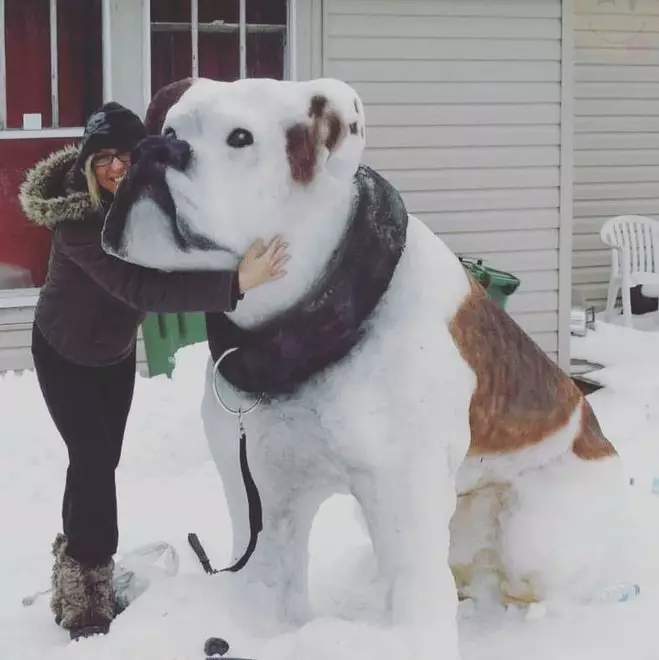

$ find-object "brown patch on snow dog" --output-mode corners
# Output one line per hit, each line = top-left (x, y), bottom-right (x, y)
(572, 401), (616, 460)
(286, 94), (346, 185)
(449, 278), (616, 460)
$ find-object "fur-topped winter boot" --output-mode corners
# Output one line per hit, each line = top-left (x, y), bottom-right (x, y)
(50, 534), (117, 640)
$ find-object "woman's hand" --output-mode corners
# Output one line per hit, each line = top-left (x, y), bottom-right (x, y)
(238, 236), (290, 293)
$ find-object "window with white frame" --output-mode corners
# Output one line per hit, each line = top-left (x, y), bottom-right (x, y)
(0, 0), (103, 293)
(150, 0), (289, 95)
(0, 0), (103, 134)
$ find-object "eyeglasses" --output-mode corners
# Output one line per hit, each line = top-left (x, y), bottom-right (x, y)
(94, 152), (131, 168)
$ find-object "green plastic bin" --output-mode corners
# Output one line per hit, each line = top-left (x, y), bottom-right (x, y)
(458, 257), (521, 310)
(141, 312), (208, 378)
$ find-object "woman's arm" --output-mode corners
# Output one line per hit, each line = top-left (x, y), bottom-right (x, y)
(55, 221), (244, 313)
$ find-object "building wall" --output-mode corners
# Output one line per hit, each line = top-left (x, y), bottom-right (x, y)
(573, 0), (659, 309)
(322, 0), (571, 363)
(0, 293), (40, 373)
(106, 0), (149, 116)
(1, 0), (577, 372)
(0, 294), (149, 375)
(0, 0), (313, 375)
(0, 0), (147, 375)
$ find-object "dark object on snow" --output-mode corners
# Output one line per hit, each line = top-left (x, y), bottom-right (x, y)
(204, 637), (230, 656)
(572, 376), (603, 396)
(203, 635), (255, 660)
(188, 533), (218, 575)
(70, 623), (111, 641)
(630, 285), (659, 315)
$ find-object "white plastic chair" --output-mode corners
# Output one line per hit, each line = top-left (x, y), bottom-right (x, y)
(600, 215), (659, 327)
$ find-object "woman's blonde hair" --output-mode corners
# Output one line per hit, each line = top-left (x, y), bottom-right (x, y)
(84, 154), (103, 208)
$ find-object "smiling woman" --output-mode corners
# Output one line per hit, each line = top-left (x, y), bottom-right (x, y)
(16, 97), (289, 640)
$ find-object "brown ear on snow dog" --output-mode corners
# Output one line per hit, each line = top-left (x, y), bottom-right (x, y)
(144, 78), (196, 136)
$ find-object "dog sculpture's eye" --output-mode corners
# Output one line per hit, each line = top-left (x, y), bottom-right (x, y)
(227, 128), (254, 149)
(164, 127), (177, 140)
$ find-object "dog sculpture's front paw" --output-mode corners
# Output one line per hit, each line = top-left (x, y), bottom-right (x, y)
(260, 618), (409, 660)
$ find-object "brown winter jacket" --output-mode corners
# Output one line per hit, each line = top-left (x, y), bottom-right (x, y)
(19, 145), (240, 366)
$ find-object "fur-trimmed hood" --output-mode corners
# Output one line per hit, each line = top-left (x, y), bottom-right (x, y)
(19, 145), (97, 229)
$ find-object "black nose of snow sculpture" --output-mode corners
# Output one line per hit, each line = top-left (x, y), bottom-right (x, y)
(131, 134), (192, 172)
(102, 134), (193, 255)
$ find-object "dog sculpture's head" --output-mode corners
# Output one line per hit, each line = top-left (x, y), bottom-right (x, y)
(102, 77), (366, 272)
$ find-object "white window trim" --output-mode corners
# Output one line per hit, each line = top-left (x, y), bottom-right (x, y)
(0, 128), (83, 140)
(0, 0), (6, 130)
(102, 0), (112, 102)
(0, 288), (40, 309)
(558, 0), (575, 370)
(239, 0), (247, 79)
(191, 0), (199, 78)
(50, 0), (59, 127)
(150, 22), (287, 33)
(0, 0), (89, 136)
(142, 0), (151, 109)
(286, 0), (297, 81)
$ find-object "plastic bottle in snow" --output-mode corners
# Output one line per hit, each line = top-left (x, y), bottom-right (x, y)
(113, 541), (179, 610)
(593, 583), (640, 604)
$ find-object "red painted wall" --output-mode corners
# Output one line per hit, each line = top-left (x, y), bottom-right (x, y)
(0, 139), (71, 286)
(0, 138), (77, 288)
(0, 0), (102, 289)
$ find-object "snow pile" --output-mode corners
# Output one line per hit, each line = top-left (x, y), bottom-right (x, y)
(572, 320), (659, 491)
(1, 328), (659, 659)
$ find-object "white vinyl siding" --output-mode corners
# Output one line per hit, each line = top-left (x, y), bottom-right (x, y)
(0, 298), (148, 375)
(324, 0), (565, 360)
(574, 0), (659, 309)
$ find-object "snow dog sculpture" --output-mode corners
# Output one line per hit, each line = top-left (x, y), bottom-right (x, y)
(102, 77), (629, 660)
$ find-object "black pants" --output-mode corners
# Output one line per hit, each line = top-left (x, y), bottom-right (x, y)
(31, 324), (136, 567)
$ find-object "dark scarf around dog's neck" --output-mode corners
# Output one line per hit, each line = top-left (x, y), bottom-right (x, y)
(206, 164), (409, 398)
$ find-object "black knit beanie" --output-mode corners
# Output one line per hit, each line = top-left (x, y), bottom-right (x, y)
(72, 102), (146, 188)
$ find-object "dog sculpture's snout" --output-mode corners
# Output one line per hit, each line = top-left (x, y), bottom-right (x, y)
(131, 135), (192, 171)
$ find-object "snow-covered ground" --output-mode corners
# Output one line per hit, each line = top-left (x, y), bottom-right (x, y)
(2, 318), (659, 660)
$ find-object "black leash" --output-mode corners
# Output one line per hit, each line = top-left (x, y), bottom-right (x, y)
(220, 416), (263, 573)
(187, 532), (217, 575)
(187, 413), (263, 576)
